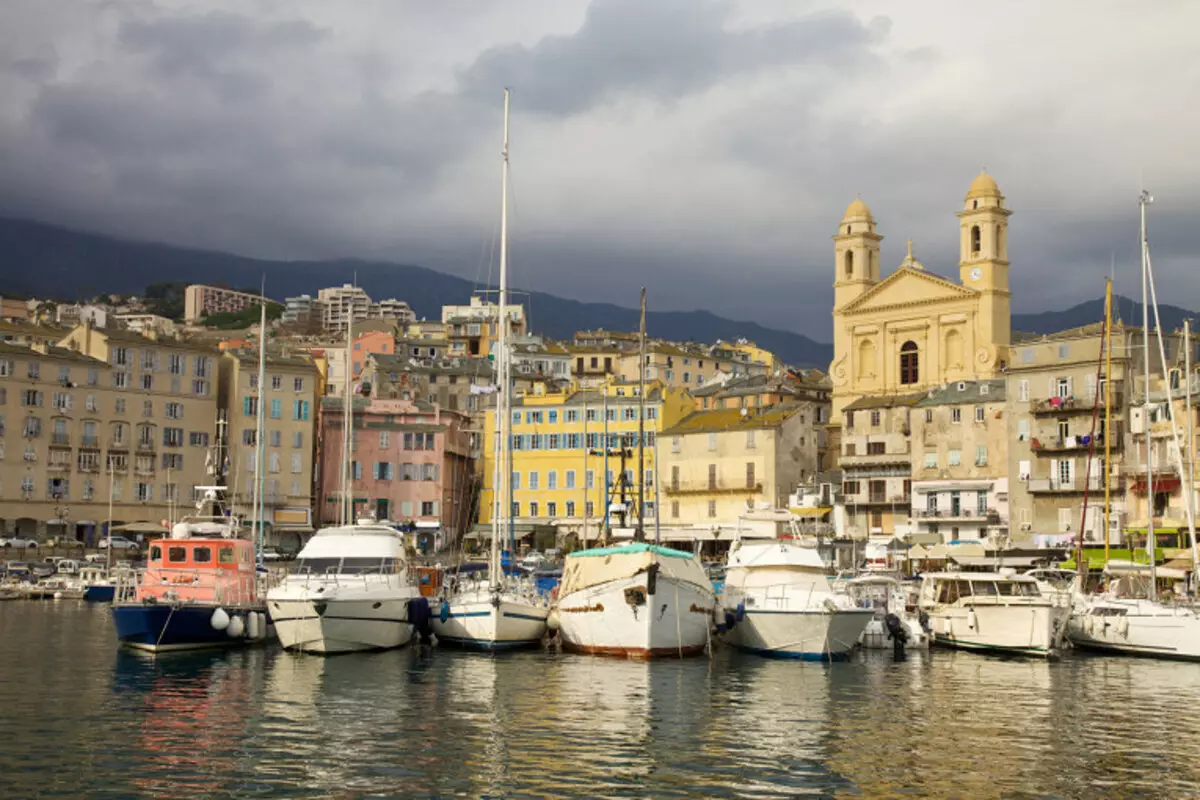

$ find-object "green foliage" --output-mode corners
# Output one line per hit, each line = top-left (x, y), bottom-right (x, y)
(142, 282), (188, 319)
(201, 302), (284, 330)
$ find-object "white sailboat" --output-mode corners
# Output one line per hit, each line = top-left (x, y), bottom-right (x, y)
(430, 89), (549, 649)
(719, 540), (874, 659)
(1067, 190), (1200, 659)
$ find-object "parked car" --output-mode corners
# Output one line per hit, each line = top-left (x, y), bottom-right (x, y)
(55, 559), (82, 576)
(46, 537), (85, 550)
(0, 536), (39, 550)
(99, 536), (141, 553)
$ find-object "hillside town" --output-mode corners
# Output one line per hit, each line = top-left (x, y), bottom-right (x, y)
(0, 173), (1193, 577)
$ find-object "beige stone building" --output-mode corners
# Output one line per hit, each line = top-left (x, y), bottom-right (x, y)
(218, 351), (320, 547)
(660, 404), (820, 535)
(910, 380), (1009, 544)
(0, 326), (221, 542)
(839, 394), (920, 538)
(1006, 324), (1132, 545)
(828, 172), (1013, 421)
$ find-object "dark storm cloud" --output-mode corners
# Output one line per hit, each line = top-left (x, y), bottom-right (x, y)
(0, 0), (1196, 339)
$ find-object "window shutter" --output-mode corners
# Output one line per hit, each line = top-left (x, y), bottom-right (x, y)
(1067, 377), (1074, 397)
(1047, 377), (1056, 398)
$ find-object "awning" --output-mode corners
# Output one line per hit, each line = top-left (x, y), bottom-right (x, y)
(788, 506), (832, 517)
(951, 555), (1044, 568)
(1132, 476), (1181, 494)
(908, 544), (930, 559)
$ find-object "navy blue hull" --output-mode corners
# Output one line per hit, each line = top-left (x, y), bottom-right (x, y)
(84, 586), (115, 603)
(112, 604), (262, 652)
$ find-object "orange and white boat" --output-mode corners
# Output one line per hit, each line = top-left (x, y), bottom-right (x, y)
(112, 487), (269, 652)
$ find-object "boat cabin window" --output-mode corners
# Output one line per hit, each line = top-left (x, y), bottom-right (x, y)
(218, 546), (235, 565)
(240, 547), (252, 564)
(996, 580), (1040, 597)
(149, 545), (162, 562)
(341, 557), (398, 575)
(936, 579), (970, 603)
(193, 546), (212, 564)
(971, 581), (999, 596)
(298, 557), (343, 574)
(167, 546), (187, 563)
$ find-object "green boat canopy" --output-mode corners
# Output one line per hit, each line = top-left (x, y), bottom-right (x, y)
(568, 542), (696, 560)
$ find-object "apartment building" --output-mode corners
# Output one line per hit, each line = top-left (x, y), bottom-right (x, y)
(0, 327), (220, 543)
(184, 284), (263, 322)
(441, 296), (526, 359)
(478, 379), (695, 546)
(660, 404), (820, 535)
(318, 284), (372, 331)
(910, 380), (1009, 545)
(218, 351), (320, 547)
(691, 371), (831, 411)
(352, 330), (395, 377)
(318, 397), (474, 550)
(619, 342), (772, 392)
(839, 393), (922, 538)
(510, 338), (571, 382)
(1006, 324), (1132, 545)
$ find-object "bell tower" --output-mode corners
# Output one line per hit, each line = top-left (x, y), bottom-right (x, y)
(833, 196), (882, 311)
(957, 170), (1012, 347)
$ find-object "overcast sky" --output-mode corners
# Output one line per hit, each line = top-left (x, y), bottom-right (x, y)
(1, 1), (1197, 338)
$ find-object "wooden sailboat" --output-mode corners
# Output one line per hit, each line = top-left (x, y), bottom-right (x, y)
(429, 89), (549, 649)
(1067, 190), (1200, 659)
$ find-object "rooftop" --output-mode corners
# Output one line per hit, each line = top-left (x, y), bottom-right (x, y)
(844, 391), (927, 411)
(915, 379), (1007, 407)
(662, 405), (805, 436)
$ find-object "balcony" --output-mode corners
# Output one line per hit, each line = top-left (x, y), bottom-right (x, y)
(136, 441), (156, 453)
(47, 460), (71, 473)
(49, 433), (71, 447)
(109, 440), (129, 451)
(847, 494), (911, 506)
(916, 508), (1001, 523)
(80, 436), (100, 449)
(1032, 393), (1121, 415)
(664, 480), (764, 496)
(77, 461), (100, 474)
(840, 444), (912, 467)
(135, 466), (155, 477)
(1027, 477), (1109, 494)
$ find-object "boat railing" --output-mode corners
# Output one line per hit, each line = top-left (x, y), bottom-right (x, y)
(290, 565), (414, 593)
(724, 580), (831, 611)
(116, 566), (258, 606)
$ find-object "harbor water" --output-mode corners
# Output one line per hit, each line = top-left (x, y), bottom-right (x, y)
(4, 602), (1200, 798)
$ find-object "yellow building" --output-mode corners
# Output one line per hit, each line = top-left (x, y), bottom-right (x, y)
(829, 171), (1013, 420)
(659, 404), (821, 535)
(478, 378), (695, 546)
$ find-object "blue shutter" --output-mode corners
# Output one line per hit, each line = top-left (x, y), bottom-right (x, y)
(243, 396), (252, 416)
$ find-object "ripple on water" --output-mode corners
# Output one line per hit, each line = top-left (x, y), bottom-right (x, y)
(4, 604), (1200, 798)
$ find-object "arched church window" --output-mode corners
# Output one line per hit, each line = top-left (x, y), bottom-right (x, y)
(900, 341), (919, 385)
(844, 250), (854, 280)
(970, 225), (981, 254)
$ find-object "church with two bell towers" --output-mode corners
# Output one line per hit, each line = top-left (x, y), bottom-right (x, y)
(828, 171), (1014, 419)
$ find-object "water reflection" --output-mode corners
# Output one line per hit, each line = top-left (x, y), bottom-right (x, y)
(6, 604), (1200, 798)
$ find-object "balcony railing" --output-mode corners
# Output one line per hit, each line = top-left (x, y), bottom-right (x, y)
(109, 439), (128, 450)
(847, 494), (911, 506)
(47, 461), (70, 473)
(137, 441), (156, 453)
(1027, 477), (1107, 494)
(665, 481), (764, 496)
(840, 446), (912, 467)
(50, 433), (71, 446)
(81, 436), (100, 448)
(1032, 393), (1121, 415)
(916, 508), (1001, 522)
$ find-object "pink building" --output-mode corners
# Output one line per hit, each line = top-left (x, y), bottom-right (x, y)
(318, 397), (474, 550)
(351, 331), (394, 377)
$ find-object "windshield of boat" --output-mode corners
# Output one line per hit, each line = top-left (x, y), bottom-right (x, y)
(295, 556), (404, 575)
(936, 578), (1041, 602)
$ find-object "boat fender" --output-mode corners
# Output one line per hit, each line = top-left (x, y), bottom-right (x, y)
(735, 602), (745, 623)
(823, 598), (839, 614)
(408, 597), (433, 642)
(210, 607), (231, 631)
(723, 610), (738, 631)
(227, 614), (245, 638)
(546, 611), (561, 632)
(246, 611), (260, 640)
(439, 600), (451, 625)
(966, 608), (977, 631)
(646, 563), (659, 596)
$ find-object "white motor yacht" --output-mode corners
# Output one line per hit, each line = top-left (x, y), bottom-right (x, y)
(918, 571), (1068, 657)
(844, 574), (929, 650)
(1067, 562), (1200, 660)
(268, 521), (422, 654)
(719, 540), (873, 660)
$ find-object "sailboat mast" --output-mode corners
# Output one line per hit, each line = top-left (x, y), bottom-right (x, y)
(253, 290), (267, 565)
(1104, 279), (1113, 565)
(1141, 190), (1157, 598)
(493, 87), (512, 584)
(1184, 318), (1199, 594)
(636, 288), (646, 543)
(341, 295), (354, 526)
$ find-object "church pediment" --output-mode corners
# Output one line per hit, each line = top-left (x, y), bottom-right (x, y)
(838, 267), (976, 314)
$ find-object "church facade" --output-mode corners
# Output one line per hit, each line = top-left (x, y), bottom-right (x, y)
(828, 172), (1014, 421)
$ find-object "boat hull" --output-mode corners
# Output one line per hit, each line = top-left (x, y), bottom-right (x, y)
(84, 585), (115, 603)
(112, 603), (266, 653)
(1068, 601), (1200, 661)
(557, 575), (715, 658)
(725, 607), (873, 660)
(270, 596), (415, 654)
(928, 604), (1066, 658)
(431, 596), (548, 650)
